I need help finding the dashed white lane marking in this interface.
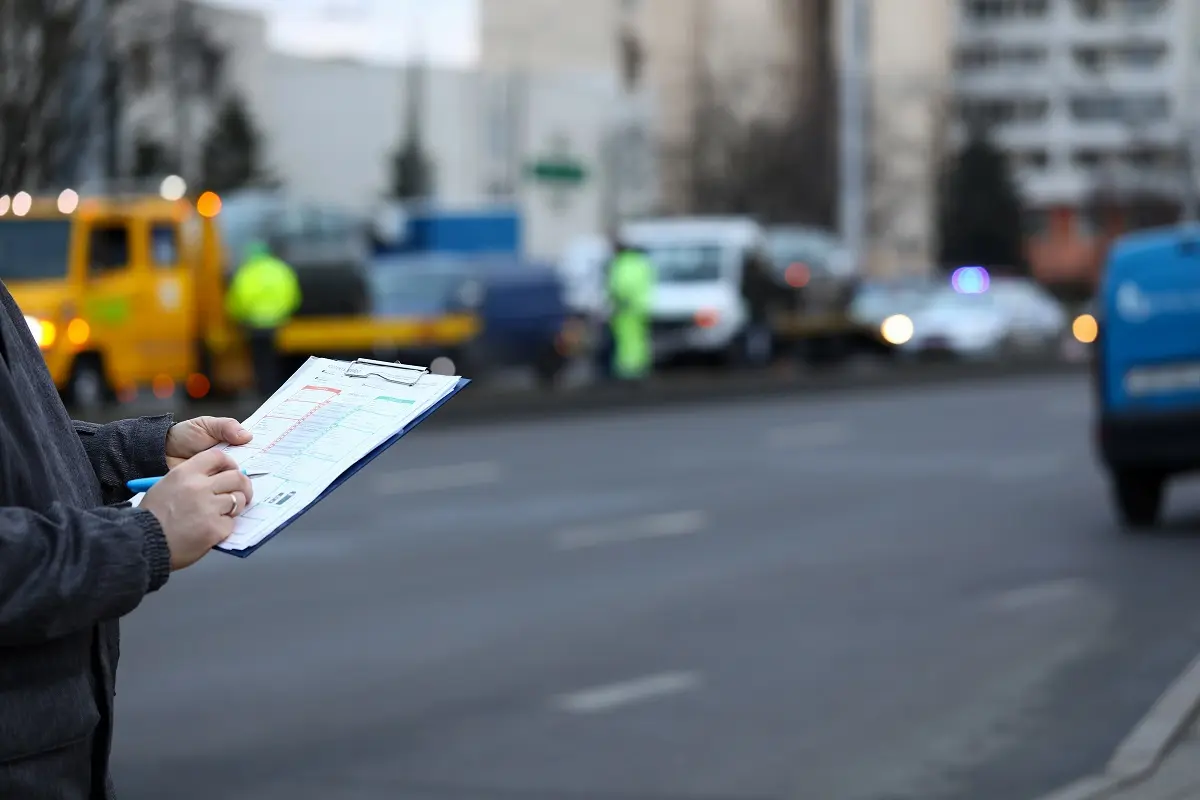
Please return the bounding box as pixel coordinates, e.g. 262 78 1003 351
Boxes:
556 672 702 713
989 578 1090 612
554 510 707 550
765 421 850 449
374 461 502 495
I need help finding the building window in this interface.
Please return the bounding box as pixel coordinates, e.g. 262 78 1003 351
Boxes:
1075 0 1107 19
1123 0 1164 19
1125 94 1170 120
1011 149 1050 172
1073 150 1104 168
1125 147 1174 170
959 97 1048 127
957 44 1046 71
964 0 1045 20
1070 93 1169 122
1121 43 1167 68
1073 48 1104 72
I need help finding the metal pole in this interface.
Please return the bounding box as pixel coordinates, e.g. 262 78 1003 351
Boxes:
79 0 109 188
173 0 188 184
838 0 868 265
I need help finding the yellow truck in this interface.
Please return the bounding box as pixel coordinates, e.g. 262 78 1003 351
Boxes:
0 192 479 409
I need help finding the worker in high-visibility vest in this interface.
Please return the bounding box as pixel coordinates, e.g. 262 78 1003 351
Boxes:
225 241 302 396
606 238 655 381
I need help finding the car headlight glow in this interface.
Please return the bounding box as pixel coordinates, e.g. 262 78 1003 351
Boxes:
24 315 56 349
1072 313 1098 344
880 314 913 345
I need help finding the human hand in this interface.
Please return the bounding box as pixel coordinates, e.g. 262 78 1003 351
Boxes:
165 416 252 469
140 449 255 570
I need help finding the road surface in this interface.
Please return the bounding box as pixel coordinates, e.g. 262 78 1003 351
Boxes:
110 375 1200 800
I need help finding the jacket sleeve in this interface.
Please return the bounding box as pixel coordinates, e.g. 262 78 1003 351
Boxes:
0 503 171 645
73 415 173 505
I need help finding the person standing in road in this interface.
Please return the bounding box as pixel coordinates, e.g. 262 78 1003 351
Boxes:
0 279 256 799
607 237 655 382
225 240 302 397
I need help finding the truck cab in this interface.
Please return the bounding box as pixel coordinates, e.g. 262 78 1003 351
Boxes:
621 216 788 367
1094 225 1200 529
0 195 225 408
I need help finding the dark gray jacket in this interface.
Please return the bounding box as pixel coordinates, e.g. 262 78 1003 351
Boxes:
0 282 172 799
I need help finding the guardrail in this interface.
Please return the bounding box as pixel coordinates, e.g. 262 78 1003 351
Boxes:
68 351 1090 427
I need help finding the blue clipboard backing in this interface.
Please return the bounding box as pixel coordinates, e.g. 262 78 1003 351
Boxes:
218 376 471 558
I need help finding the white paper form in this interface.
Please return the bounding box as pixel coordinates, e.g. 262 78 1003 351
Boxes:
131 357 463 553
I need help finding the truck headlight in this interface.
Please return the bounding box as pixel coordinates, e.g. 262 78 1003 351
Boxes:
24 315 56 349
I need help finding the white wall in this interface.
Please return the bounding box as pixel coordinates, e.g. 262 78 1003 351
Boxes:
120 1 656 263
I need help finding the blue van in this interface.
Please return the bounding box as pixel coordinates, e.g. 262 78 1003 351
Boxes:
1096 225 1200 528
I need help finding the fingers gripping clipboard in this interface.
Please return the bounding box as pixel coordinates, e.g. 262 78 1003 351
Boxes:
141 357 469 557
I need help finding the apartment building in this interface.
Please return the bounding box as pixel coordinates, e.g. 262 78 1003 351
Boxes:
954 0 1200 283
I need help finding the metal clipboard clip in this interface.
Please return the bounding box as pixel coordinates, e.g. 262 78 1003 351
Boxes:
343 358 429 386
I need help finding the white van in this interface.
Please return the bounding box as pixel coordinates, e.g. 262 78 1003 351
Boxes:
621 216 775 365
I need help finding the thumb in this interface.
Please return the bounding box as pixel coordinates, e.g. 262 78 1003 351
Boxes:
202 416 252 445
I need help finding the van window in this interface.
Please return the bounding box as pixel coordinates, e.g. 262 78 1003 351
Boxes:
643 243 724 283
88 225 130 274
0 219 72 281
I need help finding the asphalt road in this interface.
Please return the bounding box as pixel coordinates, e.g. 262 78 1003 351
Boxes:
109 374 1200 800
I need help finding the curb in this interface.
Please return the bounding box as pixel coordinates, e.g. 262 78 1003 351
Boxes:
1035 650 1200 799
72 358 1088 426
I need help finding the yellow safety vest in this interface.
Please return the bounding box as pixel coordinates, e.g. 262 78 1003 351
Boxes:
226 255 302 329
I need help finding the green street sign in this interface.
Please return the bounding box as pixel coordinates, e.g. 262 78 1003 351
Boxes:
525 158 588 185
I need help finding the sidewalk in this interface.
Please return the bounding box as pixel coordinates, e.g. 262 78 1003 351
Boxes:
1103 721 1200 800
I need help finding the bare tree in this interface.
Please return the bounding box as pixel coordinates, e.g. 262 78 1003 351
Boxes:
1 0 237 192
683 0 837 226
0 0 84 189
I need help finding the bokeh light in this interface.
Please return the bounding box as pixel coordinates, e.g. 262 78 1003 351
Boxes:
57 189 79 214
160 175 187 201
785 263 811 288
67 318 90 345
430 357 457 375
12 191 32 216
881 314 914 345
1072 313 1098 344
196 191 222 217
185 373 211 399
152 374 176 399
951 266 990 294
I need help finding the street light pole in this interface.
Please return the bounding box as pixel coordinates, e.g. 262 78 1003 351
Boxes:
838 0 868 266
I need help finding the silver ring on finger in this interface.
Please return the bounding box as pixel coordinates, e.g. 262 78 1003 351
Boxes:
227 493 239 517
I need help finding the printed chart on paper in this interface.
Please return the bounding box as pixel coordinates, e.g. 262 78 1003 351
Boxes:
214 358 455 552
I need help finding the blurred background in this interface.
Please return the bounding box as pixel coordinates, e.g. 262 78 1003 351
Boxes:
7 1 1200 799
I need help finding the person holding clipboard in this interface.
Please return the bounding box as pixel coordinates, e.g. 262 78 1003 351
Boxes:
0 279 256 799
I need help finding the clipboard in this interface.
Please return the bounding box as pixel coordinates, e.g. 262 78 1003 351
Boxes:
220 358 470 558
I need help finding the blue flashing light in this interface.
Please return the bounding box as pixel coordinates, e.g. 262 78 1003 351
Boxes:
951 266 990 294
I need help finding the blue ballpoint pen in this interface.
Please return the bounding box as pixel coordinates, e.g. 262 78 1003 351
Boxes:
126 469 268 494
